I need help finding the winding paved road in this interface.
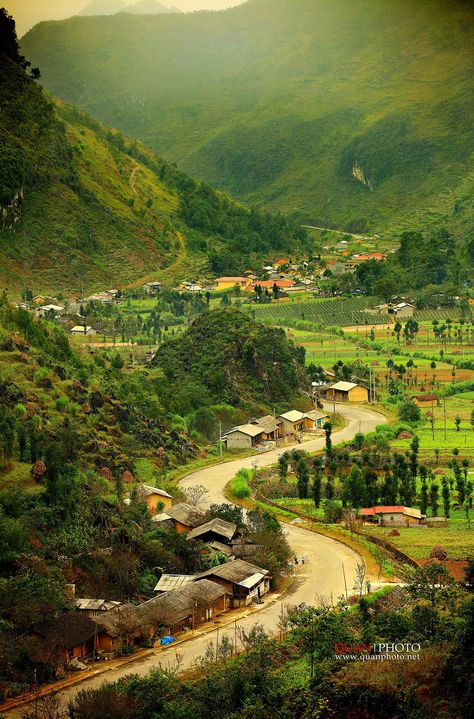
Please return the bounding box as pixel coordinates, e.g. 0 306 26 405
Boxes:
4 403 386 717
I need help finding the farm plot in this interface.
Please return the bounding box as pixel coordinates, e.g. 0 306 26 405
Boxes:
251 297 384 327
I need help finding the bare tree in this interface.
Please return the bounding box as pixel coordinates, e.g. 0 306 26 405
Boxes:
353 562 367 597
185 484 210 507
21 692 65 719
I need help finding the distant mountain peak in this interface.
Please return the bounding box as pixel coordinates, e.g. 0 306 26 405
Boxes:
78 0 180 16
78 0 125 16
124 0 181 13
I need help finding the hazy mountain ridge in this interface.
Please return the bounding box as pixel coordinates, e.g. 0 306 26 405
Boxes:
0 20 307 293
21 0 474 238
78 0 179 16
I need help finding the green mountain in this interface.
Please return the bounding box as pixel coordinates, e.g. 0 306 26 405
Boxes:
20 0 474 238
153 307 310 415
0 11 307 293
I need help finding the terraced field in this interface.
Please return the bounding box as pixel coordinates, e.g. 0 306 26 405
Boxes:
251 297 464 328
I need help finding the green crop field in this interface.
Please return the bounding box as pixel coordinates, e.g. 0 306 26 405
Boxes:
363 522 473 560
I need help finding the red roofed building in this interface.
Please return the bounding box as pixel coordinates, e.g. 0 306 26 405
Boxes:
361 506 423 527
274 258 290 268
353 253 386 262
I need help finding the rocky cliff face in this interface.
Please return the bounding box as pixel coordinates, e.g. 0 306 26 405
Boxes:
352 162 374 192
1 187 23 230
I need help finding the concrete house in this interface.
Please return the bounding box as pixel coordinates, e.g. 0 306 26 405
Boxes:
361 506 423 527
223 424 265 449
393 302 415 318
70 325 97 336
196 559 270 608
303 410 329 429
278 411 306 436
214 277 253 291
326 381 369 402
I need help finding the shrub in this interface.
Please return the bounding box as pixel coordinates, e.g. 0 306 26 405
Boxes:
229 468 252 499
429 545 448 560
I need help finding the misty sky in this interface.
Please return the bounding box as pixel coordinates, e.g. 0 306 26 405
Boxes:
5 0 245 36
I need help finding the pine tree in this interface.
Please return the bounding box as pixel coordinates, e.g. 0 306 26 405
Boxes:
342 464 368 509
296 460 309 499
419 466 429 516
441 476 451 518
430 482 440 517
312 457 323 508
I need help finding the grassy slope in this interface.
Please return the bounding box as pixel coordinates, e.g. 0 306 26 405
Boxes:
20 0 474 237
0 53 208 293
0 51 304 294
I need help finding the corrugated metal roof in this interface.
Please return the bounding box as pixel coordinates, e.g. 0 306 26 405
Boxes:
238 572 267 589
154 575 194 592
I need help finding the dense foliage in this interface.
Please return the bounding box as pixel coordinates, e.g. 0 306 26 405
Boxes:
21 0 474 238
153 308 309 414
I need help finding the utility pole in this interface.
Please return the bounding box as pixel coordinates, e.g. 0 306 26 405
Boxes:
443 397 447 440
342 562 348 600
219 420 223 458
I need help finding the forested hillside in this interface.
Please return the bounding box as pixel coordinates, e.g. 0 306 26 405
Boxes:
21 0 474 238
0 10 308 293
153 308 310 415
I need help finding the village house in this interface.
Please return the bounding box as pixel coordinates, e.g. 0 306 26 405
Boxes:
93 603 145 652
214 277 253 291
142 579 230 636
70 325 97 336
304 409 329 429
32 295 47 305
179 282 203 293
152 502 202 534
153 575 194 594
74 598 122 617
361 505 423 527
392 302 415 318
35 304 65 317
152 502 203 533
30 613 101 671
252 279 295 291
143 281 161 294
278 410 307 437
250 415 283 441
186 518 238 545
325 381 369 403
411 393 440 408
195 559 270 608
134 484 173 513
222 424 265 450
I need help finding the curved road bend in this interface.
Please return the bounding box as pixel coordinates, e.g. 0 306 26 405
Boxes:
4 404 386 717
